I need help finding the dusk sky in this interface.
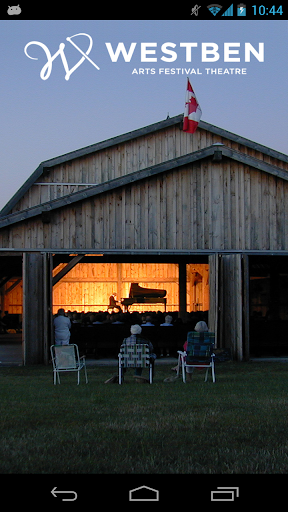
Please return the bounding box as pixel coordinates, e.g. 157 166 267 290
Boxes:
0 18 287 210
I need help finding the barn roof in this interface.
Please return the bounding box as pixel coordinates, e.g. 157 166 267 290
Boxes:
1 113 288 226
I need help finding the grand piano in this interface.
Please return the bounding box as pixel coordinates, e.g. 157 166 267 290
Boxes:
121 283 167 311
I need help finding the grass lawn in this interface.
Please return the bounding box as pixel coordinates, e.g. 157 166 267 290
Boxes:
0 361 288 474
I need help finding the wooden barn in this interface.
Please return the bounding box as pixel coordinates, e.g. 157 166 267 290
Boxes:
0 113 288 364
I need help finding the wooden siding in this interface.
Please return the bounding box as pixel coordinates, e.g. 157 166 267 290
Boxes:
220 254 243 360
9 123 288 214
2 158 288 252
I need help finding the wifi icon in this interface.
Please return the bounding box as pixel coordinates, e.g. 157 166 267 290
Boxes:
207 3 223 15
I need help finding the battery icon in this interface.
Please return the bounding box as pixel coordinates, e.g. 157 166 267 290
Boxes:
211 487 240 502
237 3 246 15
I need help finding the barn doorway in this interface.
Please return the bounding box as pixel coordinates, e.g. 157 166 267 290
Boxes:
52 258 210 316
0 254 23 365
249 255 288 356
51 254 212 358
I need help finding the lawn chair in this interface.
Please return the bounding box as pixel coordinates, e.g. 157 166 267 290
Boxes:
118 343 153 384
177 332 215 383
50 344 88 385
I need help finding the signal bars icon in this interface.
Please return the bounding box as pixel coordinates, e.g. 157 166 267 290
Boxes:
222 3 233 16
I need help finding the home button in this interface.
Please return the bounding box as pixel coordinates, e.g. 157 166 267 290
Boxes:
129 485 159 501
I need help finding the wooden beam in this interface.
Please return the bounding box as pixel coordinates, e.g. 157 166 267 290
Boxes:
52 255 83 286
208 254 219 347
221 147 288 181
178 262 187 321
23 253 44 364
0 276 13 288
4 278 21 294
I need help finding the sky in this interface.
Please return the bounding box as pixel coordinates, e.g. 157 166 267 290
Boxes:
0 18 287 211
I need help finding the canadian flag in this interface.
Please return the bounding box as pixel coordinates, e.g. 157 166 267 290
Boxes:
183 78 202 134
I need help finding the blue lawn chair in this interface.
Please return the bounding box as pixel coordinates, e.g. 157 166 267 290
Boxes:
177 332 215 383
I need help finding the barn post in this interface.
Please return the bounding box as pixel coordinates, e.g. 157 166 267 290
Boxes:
208 253 220 347
220 254 243 360
242 254 250 360
179 262 187 321
22 252 46 364
43 252 53 365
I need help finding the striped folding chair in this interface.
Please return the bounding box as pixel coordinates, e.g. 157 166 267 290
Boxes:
118 343 153 384
177 332 215 383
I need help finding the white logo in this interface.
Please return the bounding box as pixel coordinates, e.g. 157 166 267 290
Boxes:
24 33 100 81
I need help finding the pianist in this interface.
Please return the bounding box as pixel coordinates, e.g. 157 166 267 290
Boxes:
108 293 122 313
121 324 156 379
